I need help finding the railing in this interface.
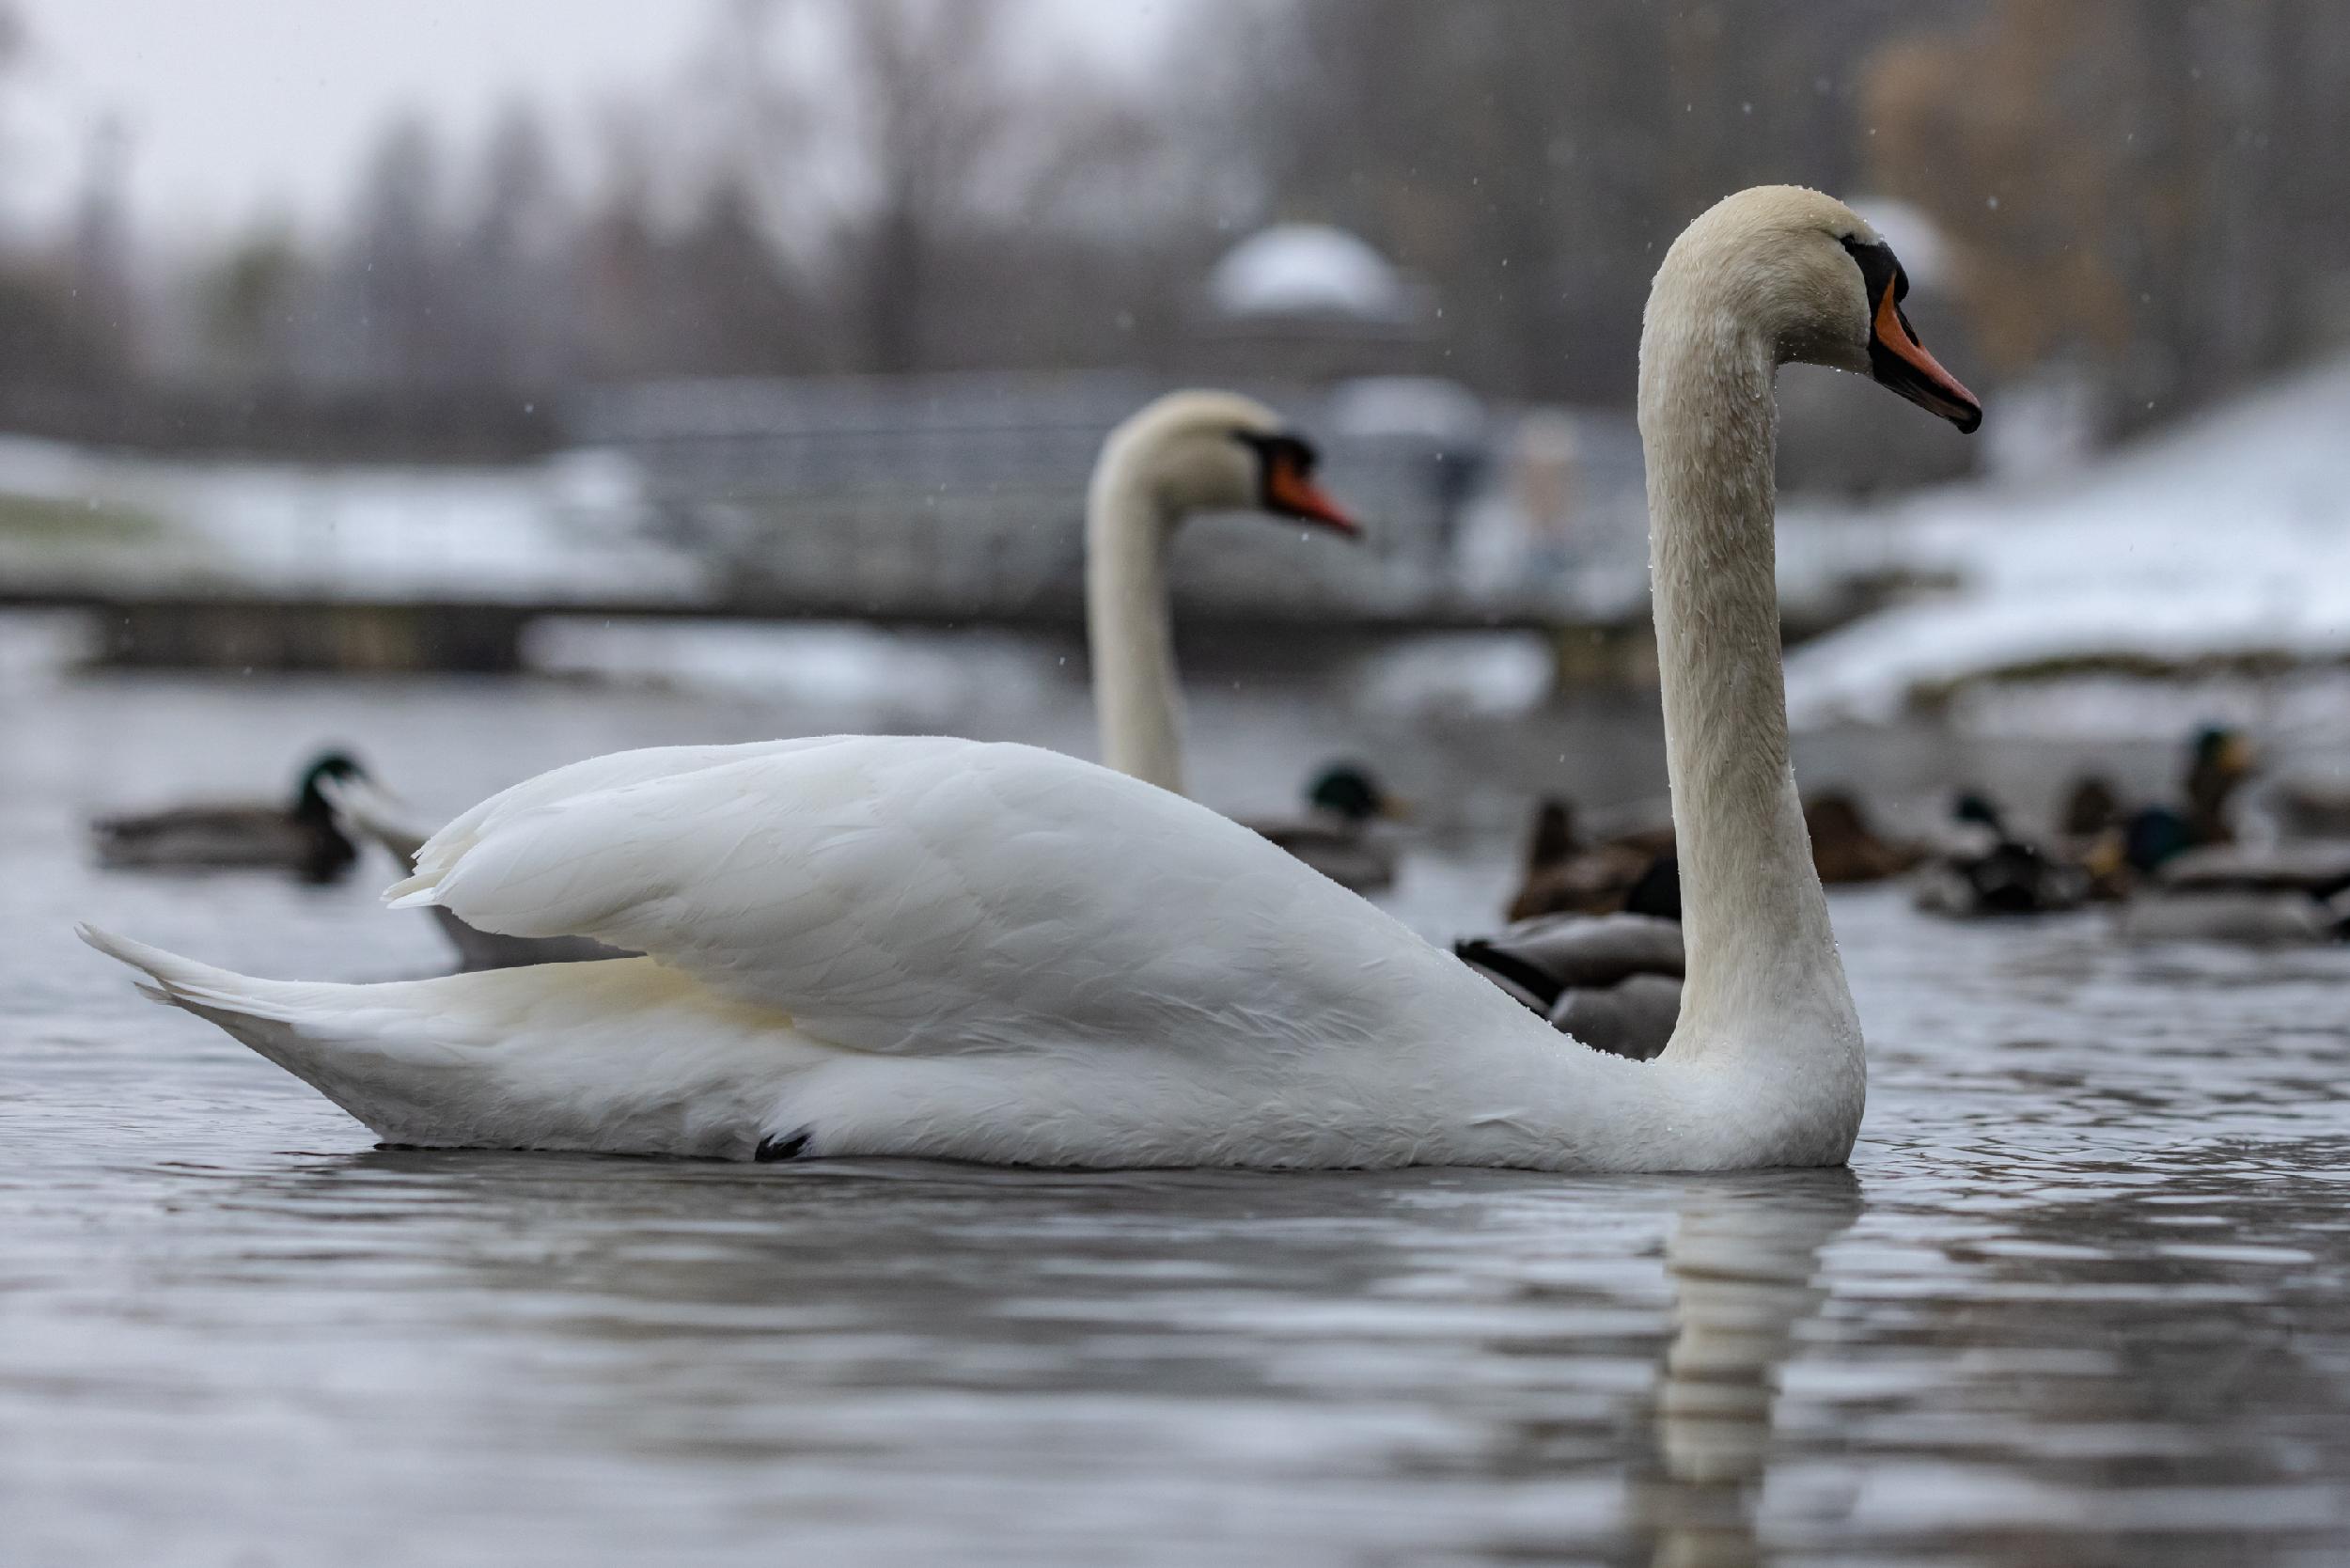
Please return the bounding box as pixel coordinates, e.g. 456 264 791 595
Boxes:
572 370 1653 625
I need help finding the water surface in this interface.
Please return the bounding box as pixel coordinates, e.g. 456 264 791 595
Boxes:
6 632 2348 1566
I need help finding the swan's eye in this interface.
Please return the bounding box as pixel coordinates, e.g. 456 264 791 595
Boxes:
1843 233 1981 431
1236 431 1357 534
1234 431 1320 474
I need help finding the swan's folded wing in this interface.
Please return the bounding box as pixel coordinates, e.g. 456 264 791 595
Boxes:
393 736 1397 1057
400 738 843 891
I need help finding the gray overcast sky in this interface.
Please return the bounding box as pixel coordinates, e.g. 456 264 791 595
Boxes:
6 0 1182 243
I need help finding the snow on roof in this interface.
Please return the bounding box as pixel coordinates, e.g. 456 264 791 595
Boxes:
1207 224 1416 323
1849 196 1952 290
1784 354 2350 726
1325 376 1485 442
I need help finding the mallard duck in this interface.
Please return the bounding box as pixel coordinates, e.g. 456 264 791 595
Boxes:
1511 788 1915 917
1248 762 1405 894
2274 772 2350 839
2118 836 2350 945
1505 798 1674 920
1804 791 1925 885
1912 792 2092 918
2086 727 2344 942
1458 854 1683 1061
2120 882 2349 945
2181 725 2256 848
2058 774 2125 841
2048 774 2137 900
92 751 368 883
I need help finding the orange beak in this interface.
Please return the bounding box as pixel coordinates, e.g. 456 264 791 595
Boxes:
1266 453 1359 535
1870 280 1982 433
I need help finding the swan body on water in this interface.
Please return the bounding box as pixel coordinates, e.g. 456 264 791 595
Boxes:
84 186 1980 1170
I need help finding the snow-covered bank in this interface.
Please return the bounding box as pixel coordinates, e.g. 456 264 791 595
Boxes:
0 435 696 601
1786 357 2350 726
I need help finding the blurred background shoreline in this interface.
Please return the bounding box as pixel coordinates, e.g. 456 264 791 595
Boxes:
0 1 2341 798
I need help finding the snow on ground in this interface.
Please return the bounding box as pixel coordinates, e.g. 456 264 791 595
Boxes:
0 435 697 601
1347 632 1554 718
1930 669 2350 749
526 619 1060 715
1206 224 1418 323
1785 355 2350 727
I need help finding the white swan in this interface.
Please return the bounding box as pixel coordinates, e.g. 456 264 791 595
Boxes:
81 186 1980 1170
1085 388 1355 796
1089 389 1405 892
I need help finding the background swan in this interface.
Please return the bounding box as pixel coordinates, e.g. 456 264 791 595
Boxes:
1083 395 1410 886
82 185 1980 1170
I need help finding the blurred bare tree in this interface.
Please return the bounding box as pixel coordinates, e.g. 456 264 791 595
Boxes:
1207 0 1954 402
1864 0 2350 431
449 102 573 386
194 226 307 384
341 116 452 389
717 0 1203 376
19 0 2350 463
832 0 1012 372
0 4 143 403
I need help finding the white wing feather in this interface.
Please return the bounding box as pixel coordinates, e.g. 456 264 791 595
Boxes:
392 737 1465 1060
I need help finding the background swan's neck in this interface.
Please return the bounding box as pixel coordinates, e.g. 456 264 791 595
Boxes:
1639 300 1860 1068
1087 463 1185 794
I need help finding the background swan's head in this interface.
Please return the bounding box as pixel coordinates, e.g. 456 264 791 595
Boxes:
1094 389 1358 533
1659 185 1982 433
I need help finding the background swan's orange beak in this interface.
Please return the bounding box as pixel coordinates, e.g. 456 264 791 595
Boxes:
1872 282 1982 433
1268 461 1360 535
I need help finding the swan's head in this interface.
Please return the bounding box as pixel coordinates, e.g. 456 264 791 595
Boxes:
1662 185 1982 433
1095 390 1358 534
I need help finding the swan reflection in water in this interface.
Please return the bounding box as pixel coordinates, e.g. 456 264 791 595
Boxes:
1632 1171 1862 1568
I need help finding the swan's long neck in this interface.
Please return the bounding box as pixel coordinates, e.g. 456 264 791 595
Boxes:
1087 455 1186 794
1638 276 1861 1072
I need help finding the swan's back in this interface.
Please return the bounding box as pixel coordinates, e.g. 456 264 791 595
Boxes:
400 736 1507 1063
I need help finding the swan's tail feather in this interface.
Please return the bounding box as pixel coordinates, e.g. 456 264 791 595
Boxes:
77 922 469 1141
79 925 805 1157
78 924 306 1022
384 878 438 910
